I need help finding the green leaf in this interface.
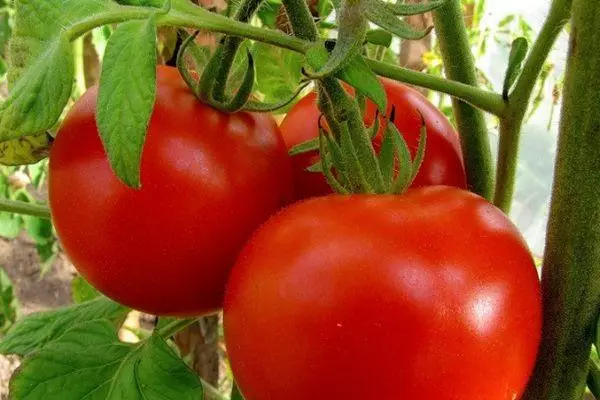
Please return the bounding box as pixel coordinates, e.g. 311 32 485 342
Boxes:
10 320 204 400
72 275 101 304
364 1 433 40
0 133 53 166
365 29 393 48
23 214 53 244
317 0 334 20
0 267 18 331
0 37 74 142
0 297 129 356
252 42 304 105
97 18 158 188
502 37 529 99
0 212 22 239
336 54 387 113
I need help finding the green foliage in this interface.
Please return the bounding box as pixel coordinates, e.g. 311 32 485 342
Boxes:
10 320 204 400
0 297 129 356
97 18 158 188
252 42 304 108
71 275 100 304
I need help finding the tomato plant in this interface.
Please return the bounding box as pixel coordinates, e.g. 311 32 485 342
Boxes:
224 186 542 400
281 79 467 199
48 66 292 316
0 0 596 399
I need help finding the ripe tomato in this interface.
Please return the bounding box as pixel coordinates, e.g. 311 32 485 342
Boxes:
280 79 467 199
49 66 292 316
224 186 541 400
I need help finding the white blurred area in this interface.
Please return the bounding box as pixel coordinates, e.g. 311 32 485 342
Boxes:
469 0 568 256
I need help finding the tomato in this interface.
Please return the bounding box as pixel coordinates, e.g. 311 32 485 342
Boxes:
280 79 468 199
224 186 541 400
49 66 292 316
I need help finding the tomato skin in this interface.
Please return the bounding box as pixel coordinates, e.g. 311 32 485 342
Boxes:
280 79 468 199
224 187 541 400
49 66 292 316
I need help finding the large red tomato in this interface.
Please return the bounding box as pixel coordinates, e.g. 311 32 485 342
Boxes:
280 79 467 199
49 66 292 316
224 186 541 400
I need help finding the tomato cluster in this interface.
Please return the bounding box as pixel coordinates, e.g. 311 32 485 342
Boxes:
48 67 541 399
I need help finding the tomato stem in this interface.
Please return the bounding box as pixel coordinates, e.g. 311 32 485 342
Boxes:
210 0 264 103
493 0 572 213
431 0 495 200
0 198 51 219
520 1 600 398
366 59 507 117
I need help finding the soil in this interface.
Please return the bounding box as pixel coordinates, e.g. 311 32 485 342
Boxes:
0 235 76 399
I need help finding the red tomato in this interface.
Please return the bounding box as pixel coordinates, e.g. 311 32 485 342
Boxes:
49 66 292 316
224 186 541 400
280 79 467 199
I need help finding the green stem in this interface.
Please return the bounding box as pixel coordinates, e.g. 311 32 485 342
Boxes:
156 318 198 339
493 0 572 213
164 0 310 53
67 0 309 54
432 0 494 200
0 198 51 219
281 0 319 41
367 59 506 117
521 1 600 398
211 0 264 102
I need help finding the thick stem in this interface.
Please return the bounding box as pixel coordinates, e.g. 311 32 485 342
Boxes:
281 0 319 41
211 0 263 102
367 59 506 117
432 0 494 199
493 0 572 212
521 1 600 398
0 199 51 219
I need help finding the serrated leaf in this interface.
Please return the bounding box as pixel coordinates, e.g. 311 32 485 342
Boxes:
72 275 101 304
97 18 158 188
502 37 529 98
365 29 393 48
336 54 387 113
364 1 433 40
256 0 282 28
252 42 304 104
0 297 129 356
10 320 203 400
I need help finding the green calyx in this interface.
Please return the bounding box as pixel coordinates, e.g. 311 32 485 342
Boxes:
292 79 427 195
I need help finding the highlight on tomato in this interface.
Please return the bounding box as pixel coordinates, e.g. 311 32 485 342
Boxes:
223 186 542 400
280 79 468 199
48 66 292 316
